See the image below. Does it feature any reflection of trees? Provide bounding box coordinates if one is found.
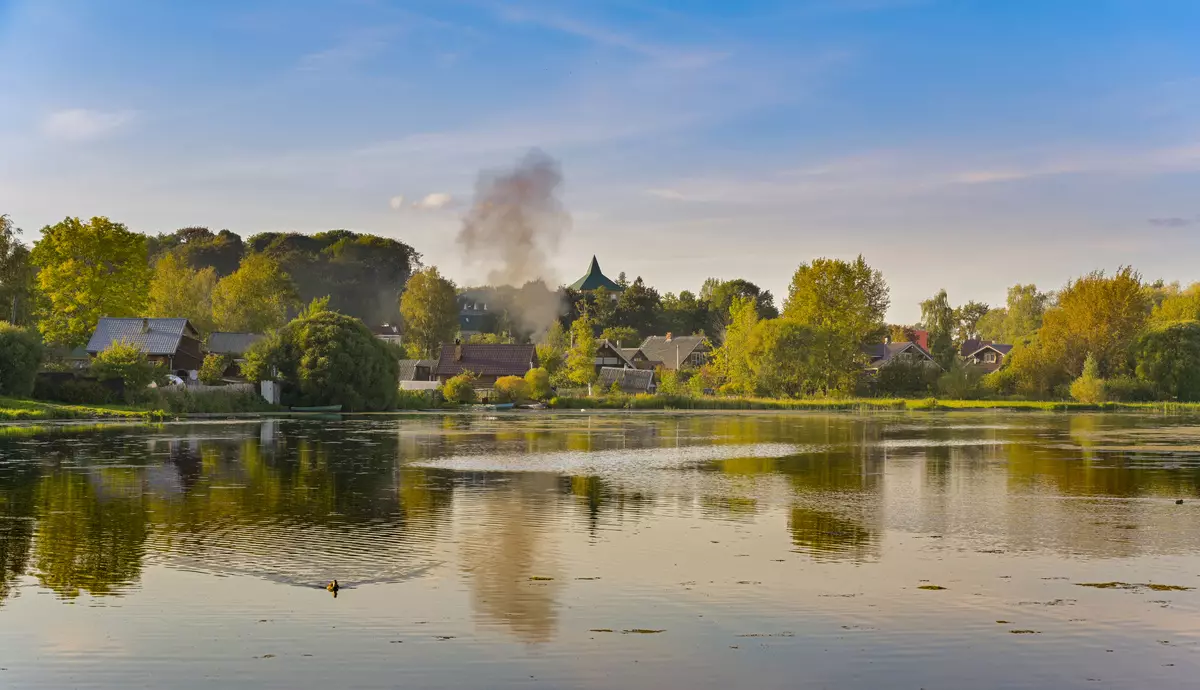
[789,506,877,562]
[0,465,38,605]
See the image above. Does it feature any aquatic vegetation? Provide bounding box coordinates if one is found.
[1076,582,1193,592]
[1009,630,1040,634]
[918,585,947,590]
[589,629,614,633]
[528,576,554,581]
[622,629,665,634]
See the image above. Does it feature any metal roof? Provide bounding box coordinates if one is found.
[207,332,265,356]
[567,256,623,292]
[638,335,709,370]
[85,318,196,355]
[398,359,437,381]
[598,366,655,392]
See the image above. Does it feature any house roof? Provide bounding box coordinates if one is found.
[639,335,708,370]
[960,339,1013,358]
[373,323,403,337]
[597,339,635,368]
[207,332,265,356]
[567,255,623,292]
[862,341,935,369]
[398,359,437,381]
[620,347,646,360]
[86,318,197,356]
[434,343,538,378]
[598,366,655,391]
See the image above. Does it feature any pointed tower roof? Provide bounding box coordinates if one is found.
[568,255,623,292]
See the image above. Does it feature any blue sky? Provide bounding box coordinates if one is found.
[2,0,1199,323]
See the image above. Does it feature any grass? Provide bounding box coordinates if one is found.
[546,394,1200,413]
[0,396,156,421]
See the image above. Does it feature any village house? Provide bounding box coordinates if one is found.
[398,359,439,391]
[594,339,637,374]
[598,366,656,394]
[207,331,265,378]
[862,340,937,373]
[639,334,711,371]
[618,346,656,370]
[86,318,205,376]
[960,339,1013,372]
[433,342,538,386]
[373,323,403,346]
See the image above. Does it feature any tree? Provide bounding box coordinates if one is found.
[566,315,598,394]
[30,217,152,347]
[746,318,823,398]
[148,227,245,277]
[524,367,551,400]
[920,289,957,369]
[660,290,708,336]
[468,332,515,344]
[0,215,35,326]
[1151,283,1200,323]
[242,310,400,411]
[1069,353,1106,403]
[613,277,661,337]
[600,325,639,347]
[399,267,459,358]
[0,322,43,397]
[1134,321,1200,401]
[211,253,299,333]
[976,308,1008,342]
[442,372,478,404]
[1003,284,1050,341]
[875,359,939,398]
[710,296,759,395]
[536,320,569,375]
[198,354,231,385]
[586,286,618,330]
[147,253,218,333]
[91,341,161,402]
[1039,267,1147,378]
[702,278,778,337]
[493,376,529,403]
[888,324,918,343]
[953,300,990,342]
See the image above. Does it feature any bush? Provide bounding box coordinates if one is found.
[1134,320,1200,401]
[874,360,939,397]
[0,322,44,397]
[32,372,122,405]
[91,342,161,402]
[151,385,271,413]
[937,362,984,400]
[396,388,436,410]
[1103,375,1156,403]
[243,311,399,411]
[524,367,551,401]
[494,375,528,403]
[442,372,477,404]
[198,354,231,385]
[1069,354,1106,403]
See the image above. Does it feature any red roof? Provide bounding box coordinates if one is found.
[434,343,538,378]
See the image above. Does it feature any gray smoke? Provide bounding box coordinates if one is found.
[457,149,570,335]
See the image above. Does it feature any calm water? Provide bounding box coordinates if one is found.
[1,412,1199,689]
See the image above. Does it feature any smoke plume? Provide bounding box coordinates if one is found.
[457,149,570,335]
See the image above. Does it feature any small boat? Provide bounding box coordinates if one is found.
[289,405,343,413]
[469,403,515,411]
[491,403,515,411]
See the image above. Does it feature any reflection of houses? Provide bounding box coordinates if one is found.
[639,334,710,370]
[86,318,205,374]
[207,332,265,377]
[598,367,655,394]
[568,256,624,296]
[960,339,1013,372]
[862,340,936,373]
[434,343,538,386]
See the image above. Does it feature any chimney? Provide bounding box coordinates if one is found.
[142,318,150,333]
[665,332,673,342]
[454,338,463,362]
[884,335,891,345]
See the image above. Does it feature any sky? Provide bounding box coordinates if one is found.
[2,0,1199,323]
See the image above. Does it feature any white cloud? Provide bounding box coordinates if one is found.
[41,109,136,141]
[414,192,453,210]
[388,195,406,210]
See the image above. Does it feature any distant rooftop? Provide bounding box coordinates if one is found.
[568,256,623,292]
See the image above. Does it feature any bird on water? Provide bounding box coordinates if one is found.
[326,580,340,594]
[1177,499,1185,505]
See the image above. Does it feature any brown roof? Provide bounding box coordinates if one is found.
[434,343,538,378]
[862,341,936,370]
[639,335,709,370]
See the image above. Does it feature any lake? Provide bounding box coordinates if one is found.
[1,412,1198,689]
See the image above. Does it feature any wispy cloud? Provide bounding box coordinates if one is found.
[297,26,402,72]
[414,192,453,210]
[388,195,406,210]
[1148,217,1194,228]
[41,109,136,141]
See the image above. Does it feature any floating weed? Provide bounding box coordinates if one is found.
[529,576,554,581]
[737,632,794,638]
[434,636,456,641]
[590,629,614,633]
[918,585,947,591]
[1010,630,1040,635]
[575,577,600,581]
[996,620,1012,624]
[1076,582,1193,592]
[1146,583,1193,592]
[622,629,665,634]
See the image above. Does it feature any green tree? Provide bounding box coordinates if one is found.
[536,321,570,375]
[587,286,618,330]
[919,289,956,369]
[198,354,231,385]
[566,315,598,394]
[30,217,152,347]
[710,295,760,395]
[524,367,551,400]
[875,359,939,398]
[659,290,708,336]
[493,376,529,403]
[147,227,245,277]
[953,300,990,342]
[1069,353,1106,403]
[613,277,661,337]
[746,318,822,397]
[1003,284,1050,341]
[702,278,778,337]
[211,253,299,333]
[0,215,35,326]
[91,342,161,402]
[242,310,400,411]
[442,372,478,404]
[976,308,1008,342]
[1134,321,1200,401]
[1039,267,1147,378]
[0,322,44,397]
[399,267,459,359]
[467,332,515,344]
[147,253,217,333]
[1151,283,1200,323]
[600,325,639,347]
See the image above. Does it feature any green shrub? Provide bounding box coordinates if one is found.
[1134,321,1200,401]
[31,373,121,405]
[1069,354,1106,403]
[396,388,435,410]
[1103,375,1156,402]
[494,375,528,403]
[937,362,984,400]
[875,360,939,397]
[198,354,231,385]
[151,385,271,413]
[91,341,161,402]
[442,372,477,404]
[0,322,44,397]
[524,367,551,401]
[243,311,399,411]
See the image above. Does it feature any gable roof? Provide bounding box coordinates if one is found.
[567,255,623,292]
[434,343,538,378]
[596,339,635,368]
[862,341,935,369]
[207,332,265,356]
[86,318,197,356]
[398,359,437,381]
[598,366,655,392]
[960,339,1013,358]
[639,335,709,369]
[620,347,647,360]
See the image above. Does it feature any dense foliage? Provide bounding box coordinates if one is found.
[91,342,161,402]
[524,367,551,400]
[148,253,218,334]
[211,253,299,333]
[400,267,459,358]
[442,372,477,404]
[0,322,44,397]
[1134,321,1200,401]
[243,310,400,411]
[0,215,35,325]
[199,354,231,385]
[493,375,528,403]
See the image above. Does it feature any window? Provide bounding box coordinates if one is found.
[984,352,996,363]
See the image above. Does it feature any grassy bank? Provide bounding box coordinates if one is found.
[547,394,1200,413]
[0,396,157,421]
